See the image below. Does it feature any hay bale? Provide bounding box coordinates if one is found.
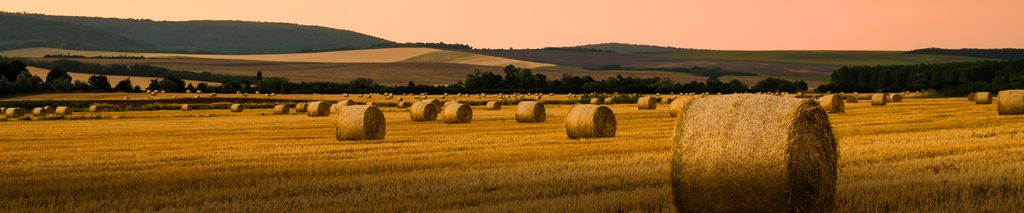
[409,101,440,121]
[870,94,888,106]
[230,104,244,112]
[396,101,411,108]
[661,96,674,104]
[210,93,217,97]
[889,94,903,103]
[335,105,386,141]
[442,103,473,124]
[857,93,873,100]
[817,94,845,113]
[88,105,101,112]
[306,101,331,117]
[968,92,977,102]
[997,90,1024,115]
[485,101,502,110]
[31,107,48,116]
[637,96,657,110]
[423,99,442,109]
[671,94,837,212]
[603,98,615,105]
[976,92,993,104]
[515,101,546,123]
[5,107,25,118]
[564,105,617,139]
[273,105,290,114]
[181,104,191,111]
[669,96,698,118]
[844,95,858,103]
[590,98,602,105]
[295,102,308,113]
[55,106,71,115]
[43,106,54,112]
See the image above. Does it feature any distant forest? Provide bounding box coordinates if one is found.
[906,48,1024,60]
[817,59,1024,95]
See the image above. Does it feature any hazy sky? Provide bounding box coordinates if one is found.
[3,0,1023,50]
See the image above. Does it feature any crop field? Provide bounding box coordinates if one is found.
[25,66,220,88]
[652,50,987,67]
[1,97,1022,212]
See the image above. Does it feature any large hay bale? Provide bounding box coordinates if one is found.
[997,90,1024,115]
[330,104,339,113]
[306,101,331,117]
[603,98,615,105]
[32,107,48,116]
[669,96,698,118]
[55,106,71,115]
[661,96,674,104]
[817,94,845,113]
[565,105,616,139]
[976,92,993,104]
[337,99,355,106]
[515,101,546,123]
[889,93,903,103]
[671,94,837,212]
[273,105,290,114]
[409,101,440,121]
[485,101,502,110]
[637,96,657,110]
[335,105,386,141]
[424,99,442,109]
[590,98,602,105]
[870,94,888,106]
[857,93,873,100]
[968,92,977,102]
[844,95,858,103]
[5,107,26,118]
[181,104,191,111]
[442,103,473,124]
[295,102,308,113]
[230,104,244,113]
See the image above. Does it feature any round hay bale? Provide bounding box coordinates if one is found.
[366,102,375,107]
[565,105,616,139]
[335,105,386,141]
[43,106,54,112]
[396,101,411,108]
[590,98,602,105]
[603,98,615,105]
[976,92,993,104]
[637,96,657,110]
[671,94,837,212]
[817,94,845,113]
[31,107,47,116]
[230,104,244,113]
[330,104,339,113]
[295,102,309,113]
[443,100,458,108]
[55,106,71,115]
[661,96,674,104]
[88,105,101,112]
[273,105,290,114]
[669,96,698,118]
[844,95,858,103]
[870,94,888,106]
[485,101,502,110]
[181,104,191,111]
[424,99,442,109]
[442,103,473,124]
[5,107,26,118]
[409,101,440,121]
[968,92,977,102]
[515,101,546,123]
[997,90,1024,115]
[889,94,903,103]
[306,101,331,117]
[210,93,217,97]
[857,93,873,100]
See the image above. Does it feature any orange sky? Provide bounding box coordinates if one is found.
[3,0,1023,50]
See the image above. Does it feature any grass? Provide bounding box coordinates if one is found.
[400,50,553,68]
[1,96,1022,211]
[653,50,989,67]
[25,66,220,87]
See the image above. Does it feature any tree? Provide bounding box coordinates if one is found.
[114,78,134,92]
[45,66,72,85]
[14,71,43,92]
[0,61,27,81]
[186,83,196,92]
[48,78,73,92]
[256,71,263,81]
[87,75,112,92]
[146,79,160,91]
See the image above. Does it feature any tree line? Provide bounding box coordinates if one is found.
[817,59,1024,96]
[906,48,1024,60]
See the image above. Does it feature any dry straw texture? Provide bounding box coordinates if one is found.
[32,107,47,116]
[637,96,657,110]
[181,104,191,111]
[669,96,697,118]
[442,103,473,124]
[337,100,355,106]
[485,101,501,110]
[515,101,546,123]
[818,94,845,113]
[844,95,858,103]
[975,92,992,104]
[671,94,838,212]
[564,105,616,139]
[424,99,442,109]
[273,105,290,114]
[409,101,439,122]
[5,107,25,118]
[871,94,888,106]
[55,106,71,115]
[335,105,386,141]
[230,104,244,113]
[295,103,308,113]
[997,90,1024,115]
[857,94,873,100]
[889,94,903,103]
[307,101,331,117]
[660,96,673,104]
[590,98,602,105]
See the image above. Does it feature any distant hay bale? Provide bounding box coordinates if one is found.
[89,105,100,112]
[817,94,845,113]
[564,105,617,139]
[210,93,217,97]
[424,99,442,109]
[671,94,838,212]
[5,107,26,118]
[442,103,473,124]
[603,98,615,105]
[975,92,992,104]
[55,106,71,115]
[515,101,546,123]
[889,94,903,103]
[181,104,191,111]
[306,101,331,117]
[857,93,873,100]
[669,96,698,118]
[43,106,54,112]
[844,95,858,103]
[590,98,602,105]
[335,105,386,141]
[637,96,657,110]
[443,100,458,108]
[409,101,440,121]
[396,101,411,108]
[968,92,977,102]
[871,94,888,106]
[295,103,308,113]
[230,104,244,112]
[273,105,290,114]
[997,90,1024,115]
[485,101,502,110]
[31,107,47,116]
[661,96,674,104]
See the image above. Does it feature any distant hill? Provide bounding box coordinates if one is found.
[569,43,693,53]
[905,48,1024,60]
[0,12,394,54]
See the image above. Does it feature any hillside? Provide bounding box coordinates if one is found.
[651,50,987,66]
[571,43,691,53]
[905,48,1024,60]
[0,12,393,54]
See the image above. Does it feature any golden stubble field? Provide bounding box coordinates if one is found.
[1,98,1022,212]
